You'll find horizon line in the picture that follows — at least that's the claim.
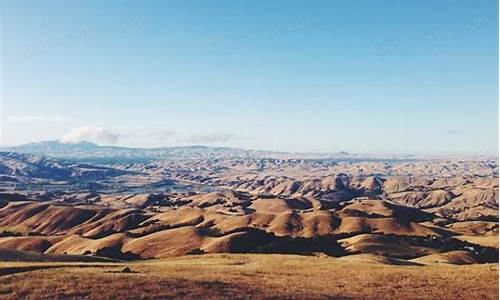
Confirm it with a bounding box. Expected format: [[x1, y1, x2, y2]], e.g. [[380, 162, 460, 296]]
[[1, 139, 498, 159]]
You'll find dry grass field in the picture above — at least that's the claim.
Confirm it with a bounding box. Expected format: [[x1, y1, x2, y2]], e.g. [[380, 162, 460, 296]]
[[0, 254, 497, 299]]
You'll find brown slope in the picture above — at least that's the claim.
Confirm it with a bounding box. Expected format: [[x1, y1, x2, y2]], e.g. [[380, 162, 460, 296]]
[[0, 201, 152, 238], [0, 248, 117, 262], [0, 236, 64, 252], [339, 234, 436, 259], [411, 250, 478, 265]]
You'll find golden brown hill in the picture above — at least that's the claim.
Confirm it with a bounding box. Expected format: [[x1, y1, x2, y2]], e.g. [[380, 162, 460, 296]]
[[0, 254, 497, 299], [339, 234, 436, 259], [411, 250, 479, 265], [0, 201, 151, 237], [0, 189, 497, 261], [0, 247, 116, 262]]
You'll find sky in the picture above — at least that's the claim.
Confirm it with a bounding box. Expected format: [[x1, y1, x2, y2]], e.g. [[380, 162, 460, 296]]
[[1, 0, 498, 155]]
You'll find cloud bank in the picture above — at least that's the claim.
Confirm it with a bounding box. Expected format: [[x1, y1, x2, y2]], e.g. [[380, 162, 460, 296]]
[[448, 130, 462, 135], [60, 126, 120, 144], [59, 126, 241, 147], [5, 115, 67, 124], [182, 132, 238, 144]]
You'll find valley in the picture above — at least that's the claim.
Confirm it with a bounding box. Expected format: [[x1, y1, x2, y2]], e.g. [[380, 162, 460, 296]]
[[0, 143, 498, 299]]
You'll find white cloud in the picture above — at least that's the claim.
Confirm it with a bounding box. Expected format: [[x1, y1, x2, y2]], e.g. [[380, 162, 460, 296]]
[[117, 128, 176, 147], [448, 130, 462, 135], [182, 132, 238, 144], [58, 126, 241, 147], [60, 126, 120, 144], [5, 115, 67, 124]]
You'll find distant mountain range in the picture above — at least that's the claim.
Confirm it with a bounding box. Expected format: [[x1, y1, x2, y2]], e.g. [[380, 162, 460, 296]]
[[1, 141, 421, 163], [0, 141, 267, 162], [0, 141, 316, 162], [0, 151, 127, 182]]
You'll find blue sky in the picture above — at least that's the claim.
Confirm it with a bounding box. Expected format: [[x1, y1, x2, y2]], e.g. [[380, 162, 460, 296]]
[[1, 0, 498, 155]]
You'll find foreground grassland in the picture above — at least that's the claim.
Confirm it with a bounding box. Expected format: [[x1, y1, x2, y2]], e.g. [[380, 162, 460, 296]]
[[0, 254, 498, 300]]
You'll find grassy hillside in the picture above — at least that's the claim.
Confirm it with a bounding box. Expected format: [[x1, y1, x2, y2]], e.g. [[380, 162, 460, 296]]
[[0, 254, 497, 299]]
